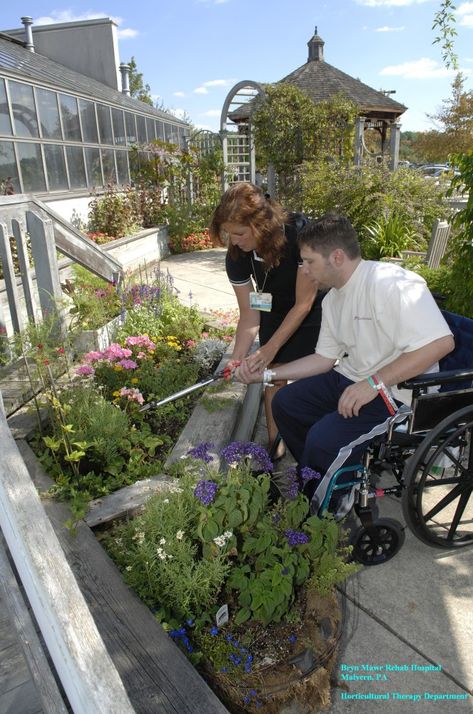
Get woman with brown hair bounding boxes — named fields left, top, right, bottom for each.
left=209, top=182, right=324, bottom=459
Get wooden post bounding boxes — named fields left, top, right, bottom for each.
left=0, top=221, right=24, bottom=333
left=26, top=210, right=64, bottom=323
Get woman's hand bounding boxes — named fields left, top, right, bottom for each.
left=244, top=345, right=275, bottom=374
left=234, top=360, right=265, bottom=384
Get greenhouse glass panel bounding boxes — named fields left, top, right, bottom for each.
left=112, top=108, right=126, bottom=146
left=44, top=144, right=68, bottom=190
left=85, top=147, right=102, bottom=187
left=79, top=99, right=99, bottom=143
left=101, top=148, right=116, bottom=183
left=146, top=118, right=156, bottom=142
left=17, top=142, right=46, bottom=191
left=0, top=141, right=20, bottom=192
left=9, top=81, right=39, bottom=137
left=115, top=150, right=129, bottom=185
left=97, top=104, right=114, bottom=144
left=36, top=88, right=62, bottom=140
left=59, top=94, right=81, bottom=141
left=125, top=112, right=137, bottom=144
left=155, top=120, right=164, bottom=140
left=0, top=79, right=13, bottom=135
left=136, top=115, right=147, bottom=144
left=66, top=145, right=87, bottom=188
left=164, top=123, right=172, bottom=143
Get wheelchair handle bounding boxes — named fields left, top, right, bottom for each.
left=399, top=367, right=473, bottom=390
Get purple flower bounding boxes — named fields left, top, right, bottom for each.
left=285, top=467, right=300, bottom=500
left=220, top=441, right=273, bottom=472
left=285, top=529, right=310, bottom=547
left=210, top=626, right=219, bottom=636
left=229, top=653, right=242, bottom=665
left=288, top=634, right=297, bottom=644
left=194, top=480, right=218, bottom=505
left=187, top=442, right=215, bottom=463
left=300, top=466, right=321, bottom=483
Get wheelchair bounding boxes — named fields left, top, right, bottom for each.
left=310, top=310, right=473, bottom=566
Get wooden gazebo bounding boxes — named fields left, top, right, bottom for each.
left=221, top=27, right=407, bottom=188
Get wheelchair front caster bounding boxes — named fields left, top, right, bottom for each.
left=351, top=517, right=405, bottom=566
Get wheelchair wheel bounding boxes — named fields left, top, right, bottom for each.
left=402, top=404, right=473, bottom=548
left=351, top=518, right=405, bottom=566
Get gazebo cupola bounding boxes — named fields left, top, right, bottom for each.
left=307, top=27, right=324, bottom=62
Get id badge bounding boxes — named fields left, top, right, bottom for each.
left=249, top=291, right=272, bottom=312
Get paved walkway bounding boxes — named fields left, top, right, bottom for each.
left=162, top=248, right=473, bottom=713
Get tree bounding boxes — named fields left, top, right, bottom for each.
left=412, top=73, right=473, bottom=162
left=128, top=56, right=153, bottom=106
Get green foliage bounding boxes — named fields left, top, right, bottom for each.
left=63, top=265, right=121, bottom=331
left=432, top=0, right=458, bottom=70
left=128, top=56, right=154, bottom=106
left=253, top=84, right=358, bottom=206
left=362, top=214, right=424, bottom=259
left=105, top=449, right=356, bottom=630
left=300, top=161, right=447, bottom=243
left=445, top=150, right=473, bottom=317
left=88, top=183, right=141, bottom=237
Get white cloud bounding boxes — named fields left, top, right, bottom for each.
left=200, top=109, right=221, bottom=117
left=375, top=25, right=405, bottom=32
left=173, top=91, right=186, bottom=97
left=380, top=57, right=455, bottom=78
left=202, top=79, right=233, bottom=87
left=356, top=0, right=429, bottom=6
left=194, top=86, right=209, bottom=94
left=117, top=28, right=138, bottom=39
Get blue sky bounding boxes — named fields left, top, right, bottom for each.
left=2, top=1, right=472, bottom=133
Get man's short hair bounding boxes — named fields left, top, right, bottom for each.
left=298, top=214, right=361, bottom=259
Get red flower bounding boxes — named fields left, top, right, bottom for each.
left=56, top=347, right=65, bottom=354
left=37, top=343, right=43, bottom=350
left=43, top=359, right=49, bottom=365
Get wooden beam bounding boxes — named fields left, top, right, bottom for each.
left=0, top=404, right=134, bottom=714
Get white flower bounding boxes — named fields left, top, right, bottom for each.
left=125, top=565, right=132, bottom=571
left=213, top=535, right=226, bottom=547
left=115, top=538, right=123, bottom=546
left=159, top=537, right=166, bottom=545
left=176, top=530, right=185, bottom=540
left=223, top=531, right=233, bottom=540
left=157, top=547, right=167, bottom=560
left=163, top=498, right=170, bottom=504
left=133, top=530, right=145, bottom=544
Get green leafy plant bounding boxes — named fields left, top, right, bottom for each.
left=88, top=183, right=142, bottom=238
left=362, top=213, right=424, bottom=259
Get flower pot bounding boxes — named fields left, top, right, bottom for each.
left=73, top=314, right=122, bottom=354
left=202, top=589, right=342, bottom=713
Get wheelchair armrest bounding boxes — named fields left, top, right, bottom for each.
left=398, top=367, right=473, bottom=390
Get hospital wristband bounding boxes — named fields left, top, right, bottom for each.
left=263, top=368, right=276, bottom=386
left=367, top=374, right=398, bottom=416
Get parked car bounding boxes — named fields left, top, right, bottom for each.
left=418, top=164, right=460, bottom=179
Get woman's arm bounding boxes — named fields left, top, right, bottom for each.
left=246, top=269, right=319, bottom=372
left=230, top=283, right=261, bottom=361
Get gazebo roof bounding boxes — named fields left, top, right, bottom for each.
left=229, top=27, right=406, bottom=122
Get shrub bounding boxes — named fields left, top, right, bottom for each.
left=88, top=183, right=141, bottom=238
left=169, top=229, right=214, bottom=254
left=301, top=162, right=447, bottom=243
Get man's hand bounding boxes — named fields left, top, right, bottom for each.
left=338, top=380, right=377, bottom=418
left=234, top=359, right=265, bottom=384
left=244, top=346, right=274, bottom=374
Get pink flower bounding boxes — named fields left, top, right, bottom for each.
left=117, top=359, right=138, bottom=370
left=119, top=387, right=144, bottom=404
left=103, top=344, right=132, bottom=360
left=84, top=350, right=105, bottom=363
left=125, top=335, right=156, bottom=350
left=76, top=365, right=95, bottom=376
left=136, top=351, right=146, bottom=360
left=186, top=339, right=196, bottom=348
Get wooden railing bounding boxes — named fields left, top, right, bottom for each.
left=0, top=194, right=123, bottom=345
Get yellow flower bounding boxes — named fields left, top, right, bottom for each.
left=131, top=377, right=139, bottom=384
left=114, top=365, right=123, bottom=371
left=112, top=390, right=120, bottom=397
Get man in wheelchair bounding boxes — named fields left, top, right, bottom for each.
left=234, top=214, right=473, bottom=564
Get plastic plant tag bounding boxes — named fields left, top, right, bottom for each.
left=216, top=604, right=229, bottom=627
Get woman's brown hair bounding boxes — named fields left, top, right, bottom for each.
left=209, top=182, right=287, bottom=268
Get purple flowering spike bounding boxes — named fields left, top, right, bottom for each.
left=187, top=442, right=215, bottom=463
left=194, top=480, right=218, bottom=505
left=300, top=466, right=322, bottom=483
left=285, top=529, right=310, bottom=547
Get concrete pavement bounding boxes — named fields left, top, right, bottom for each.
left=162, top=247, right=473, bottom=713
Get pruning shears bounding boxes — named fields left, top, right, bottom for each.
left=139, top=360, right=241, bottom=413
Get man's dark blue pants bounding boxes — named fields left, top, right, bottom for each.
left=272, top=369, right=394, bottom=474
